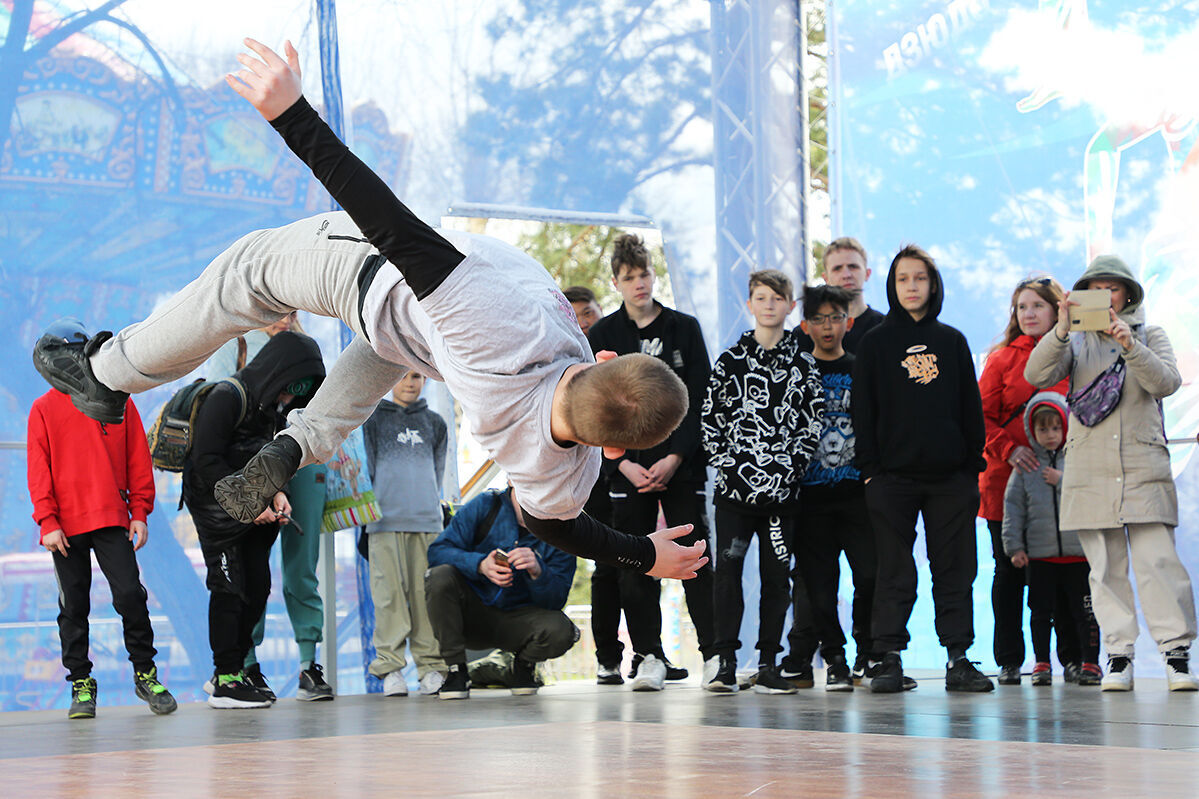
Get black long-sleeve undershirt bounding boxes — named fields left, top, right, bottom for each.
left=270, top=97, right=462, bottom=299
left=267, top=97, right=659, bottom=573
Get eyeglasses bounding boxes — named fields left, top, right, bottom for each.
left=1017, top=277, right=1053, bottom=289
left=806, top=312, right=848, bottom=325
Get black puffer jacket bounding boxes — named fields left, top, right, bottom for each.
left=183, top=331, right=325, bottom=543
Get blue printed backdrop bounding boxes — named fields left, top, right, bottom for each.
left=835, top=0, right=1199, bottom=670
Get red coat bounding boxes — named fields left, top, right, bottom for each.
left=977, top=335, right=1068, bottom=520
left=26, top=390, right=155, bottom=541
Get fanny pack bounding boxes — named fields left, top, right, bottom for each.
left=1068, top=356, right=1125, bottom=427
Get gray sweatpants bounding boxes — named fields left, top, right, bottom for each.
left=91, top=212, right=407, bottom=464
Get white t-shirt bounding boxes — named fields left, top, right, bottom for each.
left=360, top=227, right=599, bottom=520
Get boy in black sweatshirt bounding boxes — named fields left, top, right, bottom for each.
left=852, top=245, right=992, bottom=693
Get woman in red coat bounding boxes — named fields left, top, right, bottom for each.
left=978, top=277, right=1070, bottom=685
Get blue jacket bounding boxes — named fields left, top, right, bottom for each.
left=428, top=489, right=576, bottom=610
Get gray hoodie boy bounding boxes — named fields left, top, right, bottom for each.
left=363, top=398, right=447, bottom=534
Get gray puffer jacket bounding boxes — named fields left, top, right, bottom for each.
left=1001, top=392, right=1085, bottom=559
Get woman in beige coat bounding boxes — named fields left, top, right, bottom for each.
left=1025, top=255, right=1198, bottom=692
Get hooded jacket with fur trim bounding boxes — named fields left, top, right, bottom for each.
left=851, top=253, right=986, bottom=481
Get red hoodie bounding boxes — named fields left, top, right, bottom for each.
left=26, top=390, right=155, bottom=541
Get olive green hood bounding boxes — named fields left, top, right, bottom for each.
left=1072, top=254, right=1144, bottom=311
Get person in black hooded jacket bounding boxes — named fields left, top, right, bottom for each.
left=852, top=245, right=992, bottom=694
left=184, top=330, right=325, bottom=709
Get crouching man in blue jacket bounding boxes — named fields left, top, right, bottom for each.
left=427, top=486, right=579, bottom=699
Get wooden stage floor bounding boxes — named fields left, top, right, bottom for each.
left=3, top=672, right=1197, bottom=798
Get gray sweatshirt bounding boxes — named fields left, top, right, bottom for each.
left=1001, top=391, right=1085, bottom=559
left=362, top=398, right=447, bottom=534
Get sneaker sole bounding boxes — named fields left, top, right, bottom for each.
left=1101, top=682, right=1133, bottom=691
left=596, top=677, right=624, bottom=686
left=752, top=684, right=798, bottom=695
left=439, top=690, right=470, bottom=700
left=703, top=683, right=738, bottom=693
left=207, top=695, right=272, bottom=709
left=1167, top=681, right=1198, bottom=692
left=214, top=458, right=284, bottom=524
left=630, top=680, right=664, bottom=692
left=870, top=681, right=903, bottom=694
left=384, top=689, right=409, bottom=697
left=68, top=709, right=96, bottom=719
left=509, top=687, right=539, bottom=696
left=825, top=683, right=854, bottom=692
left=296, top=689, right=335, bottom=701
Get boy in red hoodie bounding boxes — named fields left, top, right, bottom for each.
left=26, top=318, right=176, bottom=719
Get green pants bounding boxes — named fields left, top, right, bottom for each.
left=246, top=463, right=326, bottom=667
left=367, top=531, right=446, bottom=678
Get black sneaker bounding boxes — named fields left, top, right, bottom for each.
left=998, top=665, right=1022, bottom=685
left=628, top=654, right=689, bottom=682
left=440, top=663, right=470, bottom=700
left=779, top=658, right=815, bottom=689
left=851, top=655, right=871, bottom=685
left=1062, top=662, right=1081, bottom=684
left=596, top=663, right=624, bottom=685
left=946, top=657, right=995, bottom=693
left=215, top=436, right=303, bottom=523
left=752, top=665, right=798, bottom=695
left=510, top=658, right=539, bottom=696
left=870, top=652, right=905, bottom=694
left=704, top=655, right=739, bottom=693
left=244, top=663, right=277, bottom=702
left=297, top=663, right=335, bottom=701
left=134, top=666, right=178, bottom=715
left=69, top=676, right=97, bottom=719
left=825, top=656, right=854, bottom=692
left=33, top=331, right=128, bottom=424
left=208, top=671, right=273, bottom=709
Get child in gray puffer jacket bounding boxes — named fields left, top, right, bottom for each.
left=1002, top=391, right=1101, bottom=686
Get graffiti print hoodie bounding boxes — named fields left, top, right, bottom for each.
left=851, top=255, right=986, bottom=481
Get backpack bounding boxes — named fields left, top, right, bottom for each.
left=147, top=378, right=249, bottom=473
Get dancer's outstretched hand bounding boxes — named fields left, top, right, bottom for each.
left=646, top=524, right=709, bottom=580
left=225, top=38, right=303, bottom=122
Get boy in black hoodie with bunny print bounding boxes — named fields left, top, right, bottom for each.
left=852, top=245, right=992, bottom=694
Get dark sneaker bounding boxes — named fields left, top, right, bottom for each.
left=945, top=657, right=995, bottom=693
left=902, top=675, right=919, bottom=691
left=208, top=671, right=272, bottom=709
left=297, top=663, right=335, bottom=701
left=1078, top=662, right=1103, bottom=686
left=752, top=665, right=798, bottom=695
left=851, top=655, right=871, bottom=686
left=704, top=656, right=739, bottom=693
left=215, top=436, right=303, bottom=523
left=779, top=659, right=814, bottom=690
left=440, top=664, right=470, bottom=700
left=134, top=667, right=178, bottom=715
left=69, top=677, right=97, bottom=719
left=596, top=663, right=624, bottom=686
left=510, top=658, right=539, bottom=696
left=244, top=663, right=277, bottom=703
left=870, top=652, right=905, bottom=694
left=1031, top=662, right=1052, bottom=686
left=825, top=656, right=854, bottom=692
left=1062, top=662, right=1082, bottom=684
left=997, top=665, right=1022, bottom=685
left=33, top=331, right=128, bottom=424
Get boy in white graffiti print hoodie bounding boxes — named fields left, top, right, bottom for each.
left=362, top=370, right=449, bottom=696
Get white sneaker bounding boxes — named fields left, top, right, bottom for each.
left=701, top=655, right=720, bottom=686
left=383, top=671, right=409, bottom=697
left=419, top=671, right=445, bottom=696
left=1164, top=649, right=1199, bottom=692
left=1100, top=656, right=1134, bottom=691
left=630, top=654, right=666, bottom=692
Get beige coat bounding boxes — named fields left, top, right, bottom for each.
left=1024, top=305, right=1180, bottom=531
